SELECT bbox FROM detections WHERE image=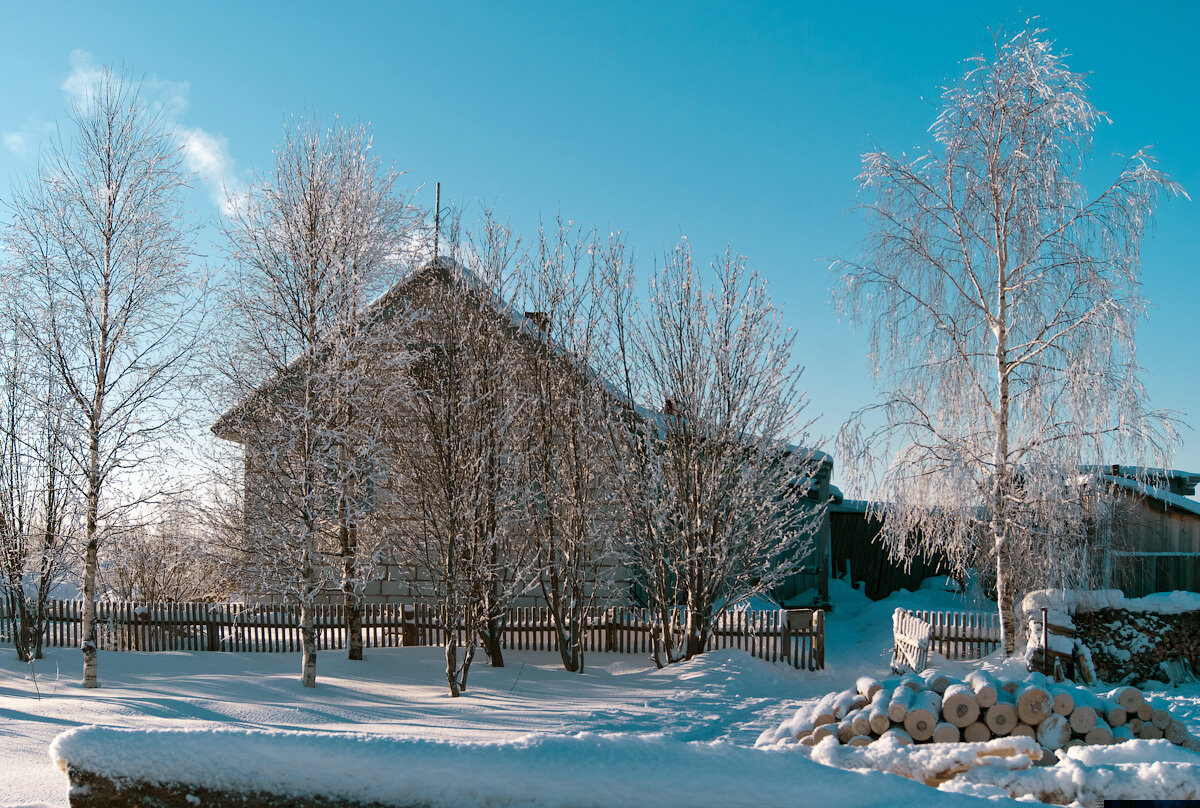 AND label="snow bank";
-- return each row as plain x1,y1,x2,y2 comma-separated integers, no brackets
811,735,1041,786
941,753,1200,802
1061,737,1200,766
50,725,1002,808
